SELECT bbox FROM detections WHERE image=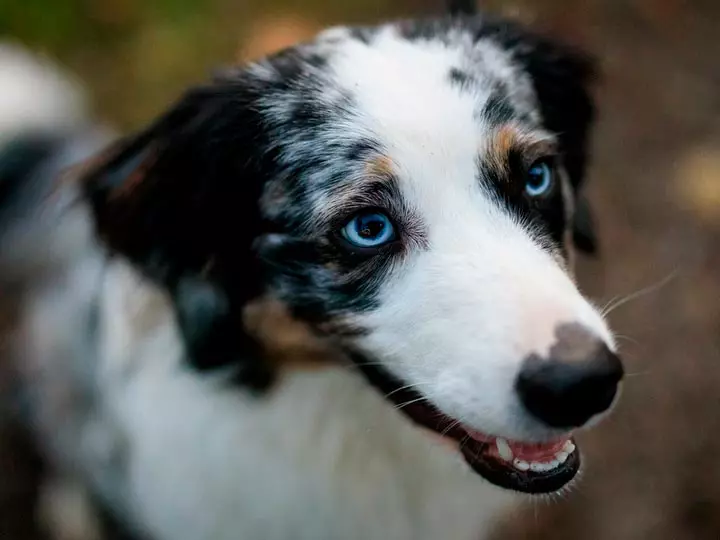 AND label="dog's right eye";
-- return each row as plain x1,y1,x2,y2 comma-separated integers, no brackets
341,211,396,248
